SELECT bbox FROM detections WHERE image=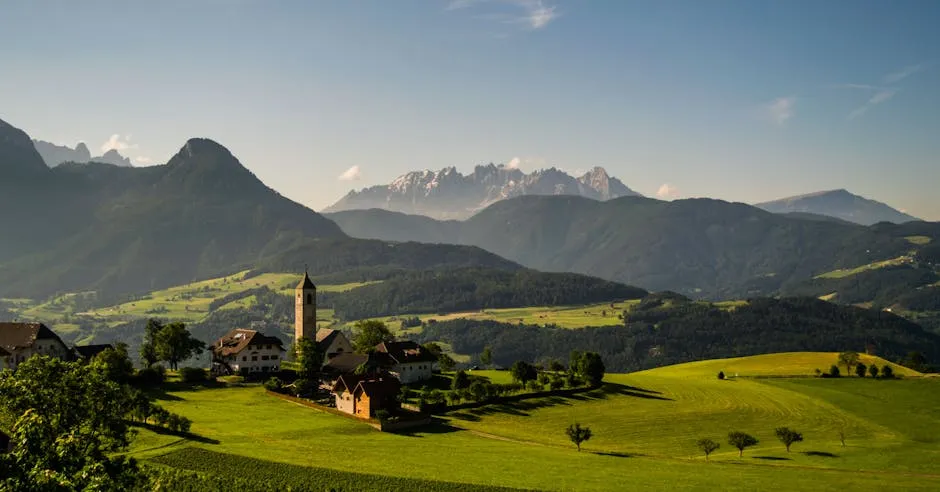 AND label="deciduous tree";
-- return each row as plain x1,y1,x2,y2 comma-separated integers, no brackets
151,322,205,370
881,365,894,379
774,427,803,452
728,431,759,457
696,438,720,461
480,346,493,367
855,362,867,378
566,423,593,452
838,351,860,375
90,342,135,383
868,364,879,378
352,320,394,353
510,361,538,384
570,351,606,387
